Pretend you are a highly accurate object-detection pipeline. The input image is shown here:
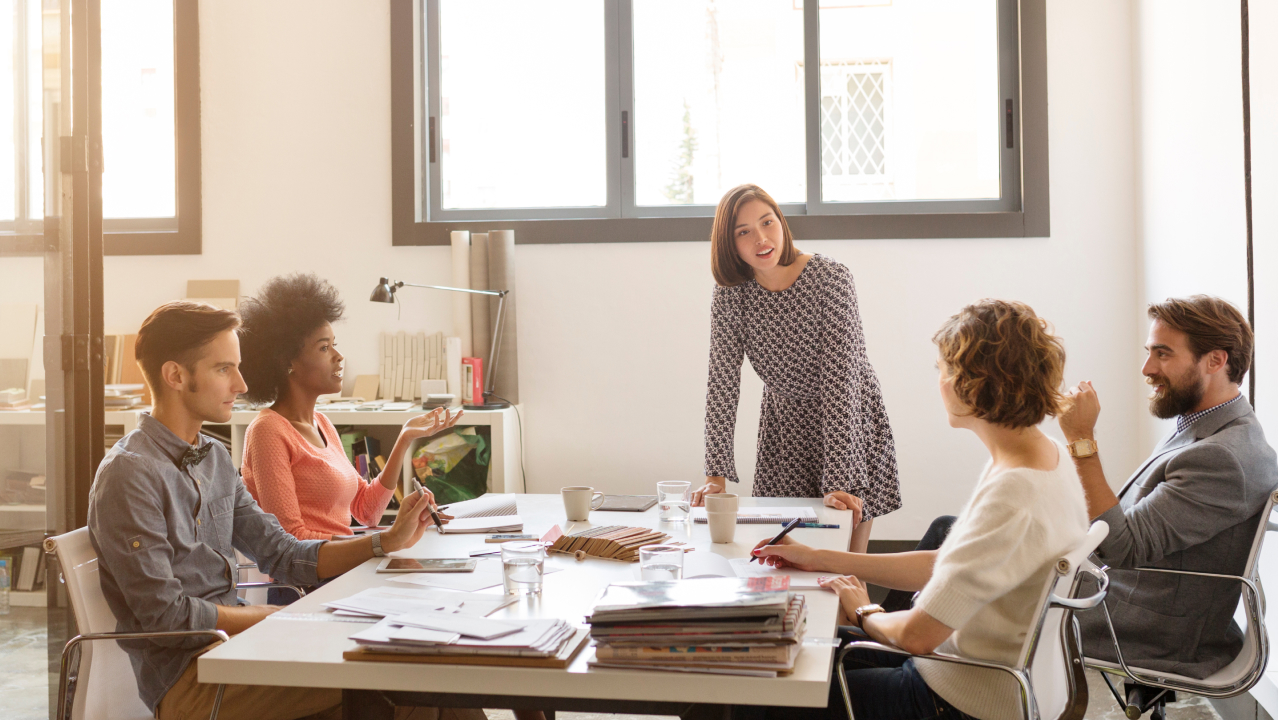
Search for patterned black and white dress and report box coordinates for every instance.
[702,254,901,519]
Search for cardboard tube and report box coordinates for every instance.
[487,230,519,403]
[450,231,473,357]
[469,233,491,369]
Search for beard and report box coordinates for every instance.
[1147,368,1206,419]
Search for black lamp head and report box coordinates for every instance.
[370,278,397,303]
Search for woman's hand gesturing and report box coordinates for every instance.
[399,407,463,443]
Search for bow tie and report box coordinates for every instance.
[180,444,211,470]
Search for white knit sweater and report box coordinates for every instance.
[913,441,1089,720]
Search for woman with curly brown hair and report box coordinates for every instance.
[748,300,1090,720]
[238,274,460,553]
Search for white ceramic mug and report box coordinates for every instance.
[561,486,606,521]
[707,511,737,544]
[705,493,739,513]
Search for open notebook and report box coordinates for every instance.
[436,494,522,533]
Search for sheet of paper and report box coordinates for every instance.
[387,626,461,645]
[392,610,524,639]
[631,551,734,580]
[387,557,562,592]
[728,557,830,589]
[323,586,514,618]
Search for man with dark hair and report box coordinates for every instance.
[1059,295,1278,678]
[88,301,471,720]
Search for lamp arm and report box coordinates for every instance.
[398,282,505,298]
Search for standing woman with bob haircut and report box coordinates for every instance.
[693,184,900,551]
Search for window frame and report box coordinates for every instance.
[391,0,1049,245]
[0,0,201,257]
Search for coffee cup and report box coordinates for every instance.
[707,511,737,544]
[561,486,605,521]
[705,493,739,513]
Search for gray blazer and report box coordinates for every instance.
[1078,396,1278,679]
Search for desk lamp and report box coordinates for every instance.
[370,277,511,409]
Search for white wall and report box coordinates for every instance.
[2,0,1149,539]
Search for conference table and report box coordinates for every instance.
[200,494,855,719]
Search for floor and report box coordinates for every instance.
[0,605,1224,720]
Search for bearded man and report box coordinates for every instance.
[1058,295,1278,678]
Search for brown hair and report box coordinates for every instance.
[135,301,241,397]
[933,299,1066,429]
[1148,295,1252,384]
[709,184,798,286]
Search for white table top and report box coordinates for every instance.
[200,495,853,708]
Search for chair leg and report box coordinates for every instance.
[836,665,856,720]
[209,684,226,720]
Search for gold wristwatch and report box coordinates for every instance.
[855,603,885,629]
[1067,438,1098,458]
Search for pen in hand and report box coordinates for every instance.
[751,517,804,564]
[412,478,446,535]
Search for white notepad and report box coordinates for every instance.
[691,506,819,524]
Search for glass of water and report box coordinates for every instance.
[639,545,684,581]
[501,542,546,596]
[656,481,692,523]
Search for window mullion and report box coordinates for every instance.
[802,0,820,217]
[616,0,634,219]
[14,0,27,223]
[423,0,442,223]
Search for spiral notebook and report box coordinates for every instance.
[691,507,819,524]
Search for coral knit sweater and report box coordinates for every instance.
[242,408,394,540]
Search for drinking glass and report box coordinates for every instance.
[501,542,546,595]
[639,545,684,581]
[656,481,692,523]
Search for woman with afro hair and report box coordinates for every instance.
[238,274,461,554]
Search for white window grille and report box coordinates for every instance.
[820,61,892,200]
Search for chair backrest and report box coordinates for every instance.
[1204,489,1278,692]
[1018,521,1111,720]
[45,528,154,720]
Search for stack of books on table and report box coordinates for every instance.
[585,577,807,677]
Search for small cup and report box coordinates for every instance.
[704,493,739,513]
[707,511,737,544]
[656,481,692,523]
[561,486,605,521]
[501,542,546,596]
[639,544,684,581]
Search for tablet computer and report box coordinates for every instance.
[375,558,477,573]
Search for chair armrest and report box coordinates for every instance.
[234,581,307,597]
[235,563,257,571]
[835,640,1035,720]
[1087,568,1267,697]
[57,629,232,720]
[1051,563,1109,611]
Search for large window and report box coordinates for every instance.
[394,0,1047,243]
[0,0,200,256]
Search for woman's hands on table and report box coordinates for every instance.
[381,489,453,553]
[751,536,827,572]
[823,491,863,525]
[691,476,726,507]
[819,575,872,618]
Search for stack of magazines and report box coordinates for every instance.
[586,577,807,677]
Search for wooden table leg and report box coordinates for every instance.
[343,689,396,720]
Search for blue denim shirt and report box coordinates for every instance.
[87,413,323,712]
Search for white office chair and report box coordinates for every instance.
[1085,489,1278,720]
[837,521,1112,720]
[45,528,305,720]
